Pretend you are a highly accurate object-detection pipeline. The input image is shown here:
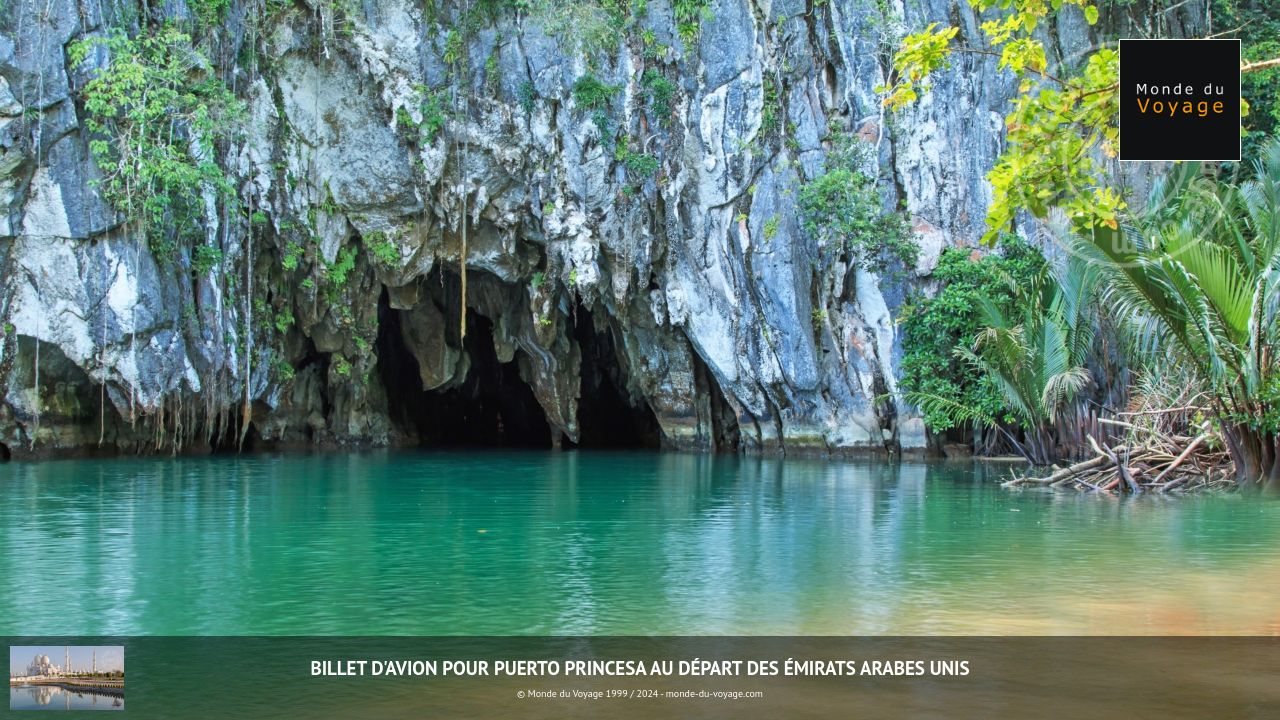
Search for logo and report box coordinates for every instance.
[1119,38,1241,161]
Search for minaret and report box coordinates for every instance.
[93,650,97,674]
[65,647,69,677]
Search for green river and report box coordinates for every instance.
[3,451,1279,636]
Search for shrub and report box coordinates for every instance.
[798,131,915,270]
[191,244,223,275]
[71,25,242,257]
[897,237,1046,434]
[572,74,618,111]
[641,69,677,117]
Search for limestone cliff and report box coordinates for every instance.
[0,0,1204,458]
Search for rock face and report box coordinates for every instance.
[0,0,1205,459]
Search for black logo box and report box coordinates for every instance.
[1119,38,1241,162]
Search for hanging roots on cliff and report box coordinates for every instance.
[1003,384,1235,494]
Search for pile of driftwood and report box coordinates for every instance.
[1003,408,1235,494]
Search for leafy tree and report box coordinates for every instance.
[898,239,1046,439]
[1072,139,1280,489]
[907,256,1097,465]
[189,0,230,27]
[799,129,916,271]
[882,0,1280,245]
[1214,1,1280,171]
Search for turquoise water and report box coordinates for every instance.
[2,451,1279,635]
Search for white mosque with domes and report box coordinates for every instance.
[24,653,63,677]
[11,647,119,684]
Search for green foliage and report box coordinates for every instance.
[325,246,358,288]
[763,215,779,241]
[190,0,230,27]
[521,1,629,57]
[442,29,463,65]
[672,0,710,45]
[899,239,1047,434]
[798,130,916,270]
[905,249,1096,465]
[1214,1,1280,168]
[310,0,363,39]
[878,22,958,109]
[760,75,780,136]
[615,137,659,180]
[71,25,242,257]
[641,69,677,117]
[275,359,297,381]
[364,232,400,265]
[396,0,692,74]
[282,242,304,271]
[1072,141,1280,482]
[881,1,1124,244]
[517,80,537,114]
[266,0,293,18]
[191,244,223,275]
[484,52,500,93]
[590,109,612,134]
[274,307,295,334]
[572,74,618,111]
[333,356,352,376]
[627,153,658,176]
[400,86,449,144]
[811,308,827,332]
[531,271,545,289]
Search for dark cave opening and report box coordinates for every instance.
[0,441,9,462]
[566,305,662,450]
[209,422,258,454]
[374,279,663,450]
[376,288,552,448]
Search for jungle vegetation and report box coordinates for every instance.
[892,0,1280,491]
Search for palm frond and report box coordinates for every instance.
[1041,366,1091,421]
[902,391,997,429]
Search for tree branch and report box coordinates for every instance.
[951,45,1073,88]
[1242,57,1280,75]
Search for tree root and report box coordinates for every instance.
[1003,433,1233,494]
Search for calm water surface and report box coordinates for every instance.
[8,685,123,711]
[2,451,1278,635]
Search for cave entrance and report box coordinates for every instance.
[566,305,662,450]
[209,422,259,454]
[377,289,552,448]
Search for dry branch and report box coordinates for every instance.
[1002,424,1231,494]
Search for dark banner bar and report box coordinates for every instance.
[6,637,1280,718]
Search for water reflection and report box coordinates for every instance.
[9,685,124,711]
[1,451,1279,635]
